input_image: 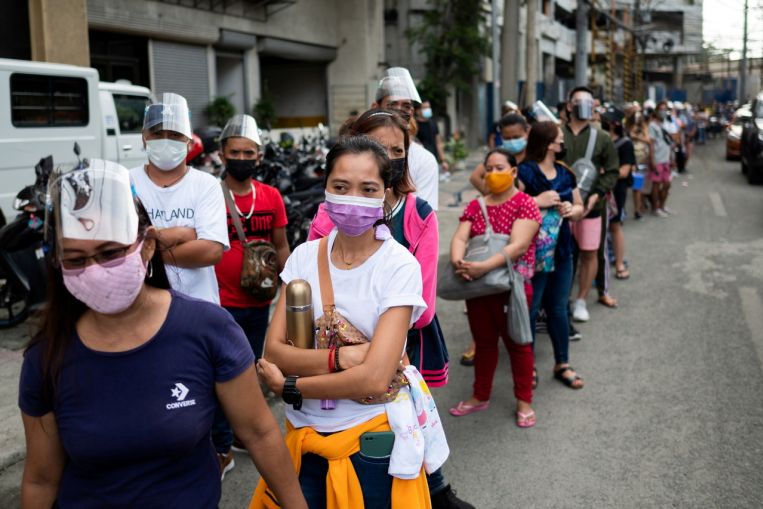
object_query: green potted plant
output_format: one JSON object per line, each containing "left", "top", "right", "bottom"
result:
{"left": 253, "top": 93, "right": 276, "bottom": 130}
{"left": 205, "top": 96, "right": 235, "bottom": 127}
{"left": 445, "top": 131, "right": 469, "bottom": 171}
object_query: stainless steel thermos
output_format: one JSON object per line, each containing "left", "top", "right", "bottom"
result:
{"left": 285, "top": 279, "right": 314, "bottom": 349}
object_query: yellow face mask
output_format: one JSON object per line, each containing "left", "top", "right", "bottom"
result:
{"left": 484, "top": 169, "right": 515, "bottom": 194}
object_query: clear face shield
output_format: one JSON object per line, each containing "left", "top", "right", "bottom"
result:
{"left": 375, "top": 67, "right": 421, "bottom": 121}
{"left": 530, "top": 101, "right": 560, "bottom": 124}
{"left": 142, "top": 92, "right": 193, "bottom": 139}
{"left": 220, "top": 114, "right": 262, "bottom": 146}
{"left": 46, "top": 159, "right": 139, "bottom": 261}
{"left": 572, "top": 94, "right": 595, "bottom": 120}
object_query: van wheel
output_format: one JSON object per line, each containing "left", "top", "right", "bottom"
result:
{"left": 742, "top": 159, "right": 748, "bottom": 174}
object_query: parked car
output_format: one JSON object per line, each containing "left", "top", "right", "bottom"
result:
{"left": 726, "top": 105, "right": 751, "bottom": 160}
{"left": 0, "top": 58, "right": 152, "bottom": 218}
{"left": 741, "top": 92, "right": 763, "bottom": 184}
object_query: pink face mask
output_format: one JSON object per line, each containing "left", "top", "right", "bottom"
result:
{"left": 324, "top": 191, "right": 385, "bottom": 237}
{"left": 62, "top": 242, "right": 147, "bottom": 314}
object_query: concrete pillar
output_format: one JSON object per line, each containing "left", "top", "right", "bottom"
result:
{"left": 28, "top": 0, "right": 89, "bottom": 66}
{"left": 501, "top": 0, "right": 521, "bottom": 103}
{"left": 244, "top": 47, "right": 261, "bottom": 113}
{"left": 674, "top": 56, "right": 684, "bottom": 90}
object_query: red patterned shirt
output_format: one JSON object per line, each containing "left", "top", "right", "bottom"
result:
{"left": 459, "top": 191, "right": 541, "bottom": 280}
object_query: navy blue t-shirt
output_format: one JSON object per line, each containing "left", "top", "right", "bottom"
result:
{"left": 518, "top": 160, "right": 577, "bottom": 262}
{"left": 18, "top": 290, "right": 254, "bottom": 509}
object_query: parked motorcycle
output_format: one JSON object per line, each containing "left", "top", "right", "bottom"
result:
{"left": 0, "top": 155, "right": 53, "bottom": 328}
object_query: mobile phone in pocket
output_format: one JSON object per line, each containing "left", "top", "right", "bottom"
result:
{"left": 359, "top": 431, "right": 395, "bottom": 458}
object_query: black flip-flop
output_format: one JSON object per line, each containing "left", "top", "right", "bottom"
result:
{"left": 553, "top": 366, "right": 584, "bottom": 390}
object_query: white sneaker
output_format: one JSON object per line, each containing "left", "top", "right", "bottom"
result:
{"left": 662, "top": 206, "right": 674, "bottom": 215}
{"left": 655, "top": 209, "right": 669, "bottom": 218}
{"left": 572, "top": 299, "right": 590, "bottom": 322}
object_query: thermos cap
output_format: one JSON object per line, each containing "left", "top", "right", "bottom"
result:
{"left": 286, "top": 279, "right": 312, "bottom": 309}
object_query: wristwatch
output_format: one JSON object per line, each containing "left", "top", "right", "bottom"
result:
{"left": 282, "top": 376, "right": 302, "bottom": 410}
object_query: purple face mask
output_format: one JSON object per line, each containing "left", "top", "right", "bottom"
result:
{"left": 324, "top": 191, "right": 385, "bottom": 237}
{"left": 62, "top": 241, "right": 147, "bottom": 314}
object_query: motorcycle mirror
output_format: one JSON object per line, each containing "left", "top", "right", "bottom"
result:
{"left": 73, "top": 142, "right": 81, "bottom": 159}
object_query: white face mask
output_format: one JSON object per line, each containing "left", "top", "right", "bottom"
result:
{"left": 146, "top": 139, "right": 188, "bottom": 171}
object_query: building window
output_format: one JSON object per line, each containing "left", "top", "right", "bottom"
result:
{"left": 113, "top": 94, "right": 149, "bottom": 134}
{"left": 10, "top": 74, "right": 89, "bottom": 127}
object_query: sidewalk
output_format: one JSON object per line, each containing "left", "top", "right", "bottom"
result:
{"left": 0, "top": 326, "right": 28, "bottom": 505}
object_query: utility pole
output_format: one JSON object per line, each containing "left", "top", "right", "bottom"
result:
{"left": 740, "top": 0, "right": 748, "bottom": 101}
{"left": 526, "top": 0, "right": 538, "bottom": 104}
{"left": 575, "top": 0, "right": 589, "bottom": 86}
{"left": 491, "top": 0, "right": 500, "bottom": 121}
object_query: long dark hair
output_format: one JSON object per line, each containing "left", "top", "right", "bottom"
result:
{"left": 524, "top": 121, "right": 562, "bottom": 163}
{"left": 27, "top": 198, "right": 170, "bottom": 408}
{"left": 339, "top": 109, "right": 416, "bottom": 196}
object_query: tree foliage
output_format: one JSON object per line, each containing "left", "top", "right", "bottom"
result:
{"left": 406, "top": 0, "right": 490, "bottom": 113}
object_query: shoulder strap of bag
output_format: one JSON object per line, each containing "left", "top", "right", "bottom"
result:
{"left": 477, "top": 196, "right": 494, "bottom": 236}
{"left": 221, "top": 181, "right": 247, "bottom": 244}
{"left": 584, "top": 127, "right": 598, "bottom": 161}
{"left": 318, "top": 237, "right": 335, "bottom": 313}
{"left": 614, "top": 137, "right": 628, "bottom": 150}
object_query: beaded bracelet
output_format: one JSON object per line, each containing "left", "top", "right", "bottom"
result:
{"left": 335, "top": 346, "right": 343, "bottom": 372}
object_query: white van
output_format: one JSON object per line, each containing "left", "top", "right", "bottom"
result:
{"left": 0, "top": 58, "right": 152, "bottom": 220}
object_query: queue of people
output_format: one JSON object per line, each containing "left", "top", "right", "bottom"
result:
{"left": 18, "top": 67, "right": 478, "bottom": 509}
{"left": 16, "top": 58, "right": 696, "bottom": 506}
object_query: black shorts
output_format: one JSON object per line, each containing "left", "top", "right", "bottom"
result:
{"left": 610, "top": 179, "right": 629, "bottom": 224}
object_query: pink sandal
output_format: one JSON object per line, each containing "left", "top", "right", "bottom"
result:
{"left": 449, "top": 400, "right": 490, "bottom": 417}
{"left": 516, "top": 410, "right": 536, "bottom": 428}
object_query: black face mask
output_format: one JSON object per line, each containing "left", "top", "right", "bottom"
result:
{"left": 555, "top": 143, "right": 567, "bottom": 161}
{"left": 389, "top": 158, "right": 406, "bottom": 187}
{"left": 225, "top": 159, "right": 258, "bottom": 182}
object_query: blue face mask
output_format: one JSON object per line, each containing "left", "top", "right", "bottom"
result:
{"left": 502, "top": 137, "right": 527, "bottom": 154}
{"left": 421, "top": 108, "right": 433, "bottom": 119}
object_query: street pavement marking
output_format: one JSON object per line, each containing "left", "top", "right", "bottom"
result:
{"left": 709, "top": 191, "right": 727, "bottom": 217}
{"left": 739, "top": 287, "right": 763, "bottom": 368}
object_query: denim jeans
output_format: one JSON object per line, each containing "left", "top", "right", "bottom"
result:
{"left": 299, "top": 452, "right": 393, "bottom": 509}
{"left": 211, "top": 305, "right": 270, "bottom": 454}
{"left": 530, "top": 255, "right": 574, "bottom": 365}
{"left": 224, "top": 305, "right": 270, "bottom": 360}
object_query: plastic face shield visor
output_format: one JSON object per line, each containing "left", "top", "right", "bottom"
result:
{"left": 220, "top": 114, "right": 262, "bottom": 145}
{"left": 142, "top": 92, "right": 193, "bottom": 139}
{"left": 46, "top": 159, "right": 139, "bottom": 260}
{"left": 376, "top": 67, "right": 422, "bottom": 105}
{"left": 531, "top": 101, "right": 560, "bottom": 124}
{"left": 572, "top": 95, "right": 595, "bottom": 120}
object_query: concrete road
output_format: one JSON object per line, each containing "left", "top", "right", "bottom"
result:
{"left": 2, "top": 139, "right": 763, "bottom": 508}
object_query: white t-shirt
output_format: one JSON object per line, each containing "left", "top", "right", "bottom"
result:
{"left": 408, "top": 142, "right": 439, "bottom": 211}
{"left": 280, "top": 229, "right": 426, "bottom": 432}
{"left": 130, "top": 166, "right": 229, "bottom": 304}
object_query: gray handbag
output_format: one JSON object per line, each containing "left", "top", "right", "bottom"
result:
{"left": 437, "top": 197, "right": 512, "bottom": 301}
{"left": 507, "top": 265, "right": 533, "bottom": 345}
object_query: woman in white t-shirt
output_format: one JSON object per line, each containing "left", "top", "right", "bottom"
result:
{"left": 253, "top": 136, "right": 435, "bottom": 509}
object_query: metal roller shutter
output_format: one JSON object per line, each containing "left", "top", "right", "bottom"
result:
{"left": 151, "top": 41, "right": 209, "bottom": 128}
